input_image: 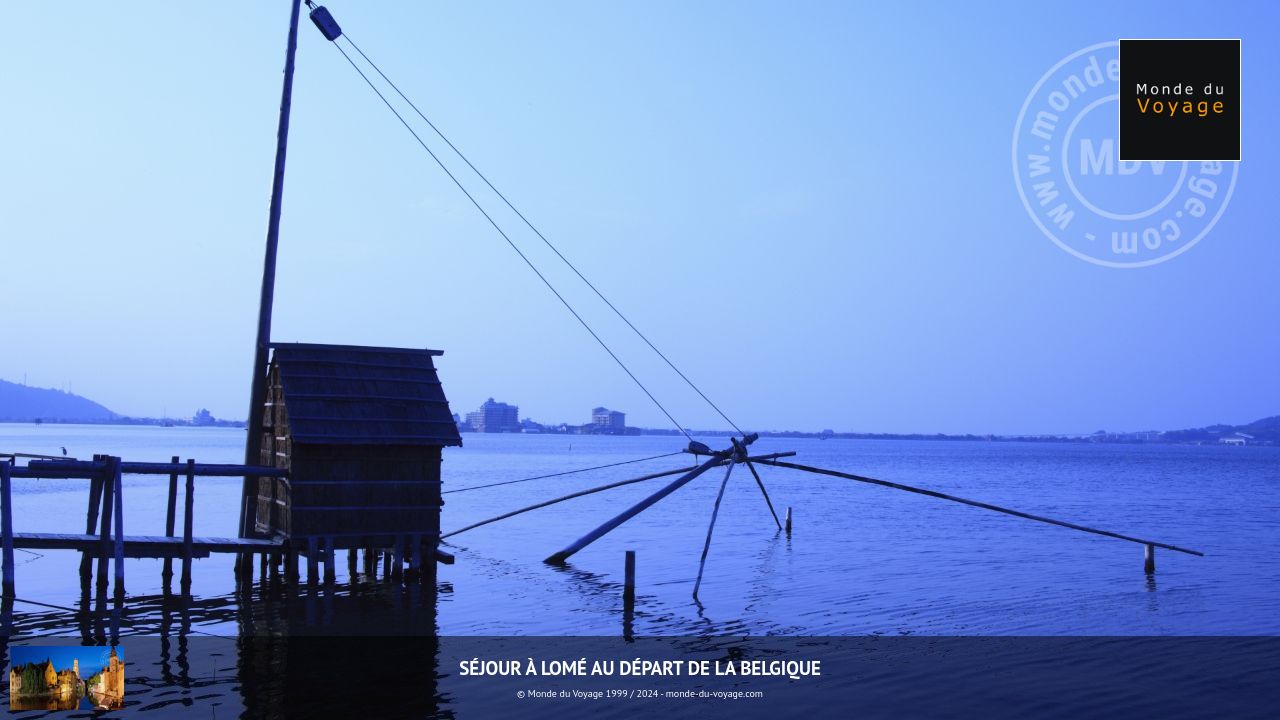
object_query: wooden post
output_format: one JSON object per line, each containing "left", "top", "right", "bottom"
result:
{"left": 96, "top": 460, "right": 115, "bottom": 592}
{"left": 1144, "top": 544, "right": 1156, "bottom": 574}
{"left": 382, "top": 550, "right": 391, "bottom": 578}
{"left": 285, "top": 548, "right": 298, "bottom": 582}
{"left": 259, "top": 550, "right": 269, "bottom": 579}
{"left": 391, "top": 536, "right": 404, "bottom": 581}
{"left": 1, "top": 461, "right": 15, "bottom": 600}
{"left": 785, "top": 507, "right": 792, "bottom": 536}
{"left": 240, "top": 0, "right": 304, "bottom": 543}
{"left": 742, "top": 459, "right": 782, "bottom": 530}
{"left": 181, "top": 459, "right": 195, "bottom": 591}
{"left": 80, "top": 457, "right": 105, "bottom": 581}
{"left": 363, "top": 546, "right": 375, "bottom": 576}
{"left": 347, "top": 548, "right": 357, "bottom": 579}
{"left": 162, "top": 455, "right": 179, "bottom": 580}
{"left": 545, "top": 452, "right": 726, "bottom": 564}
{"left": 111, "top": 457, "right": 125, "bottom": 598}
{"left": 307, "top": 537, "right": 318, "bottom": 585}
{"left": 408, "top": 534, "right": 422, "bottom": 581}
{"left": 623, "top": 550, "right": 636, "bottom": 611}
{"left": 323, "top": 537, "right": 336, "bottom": 585}
{"left": 693, "top": 461, "right": 736, "bottom": 601}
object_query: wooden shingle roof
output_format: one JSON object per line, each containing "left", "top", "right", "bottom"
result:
{"left": 270, "top": 343, "right": 462, "bottom": 446}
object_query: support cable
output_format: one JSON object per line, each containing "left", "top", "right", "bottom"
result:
{"left": 339, "top": 32, "right": 745, "bottom": 436}
{"left": 329, "top": 40, "right": 692, "bottom": 441}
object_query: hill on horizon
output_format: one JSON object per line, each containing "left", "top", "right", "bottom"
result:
{"left": 0, "top": 378, "right": 117, "bottom": 422}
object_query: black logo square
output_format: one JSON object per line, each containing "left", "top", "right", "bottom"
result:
{"left": 1119, "top": 39, "right": 1240, "bottom": 161}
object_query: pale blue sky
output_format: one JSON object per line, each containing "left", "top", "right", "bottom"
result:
{"left": 1, "top": 1, "right": 1276, "bottom": 434}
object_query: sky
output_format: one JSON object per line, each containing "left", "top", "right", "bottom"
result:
{"left": 1, "top": 1, "right": 1276, "bottom": 435}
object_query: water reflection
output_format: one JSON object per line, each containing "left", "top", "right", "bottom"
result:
{"left": 2, "top": 572, "right": 450, "bottom": 718}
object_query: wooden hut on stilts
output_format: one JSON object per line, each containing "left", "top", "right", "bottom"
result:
{"left": 247, "top": 342, "right": 461, "bottom": 582}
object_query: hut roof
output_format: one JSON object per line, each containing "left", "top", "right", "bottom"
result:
{"left": 270, "top": 343, "right": 462, "bottom": 447}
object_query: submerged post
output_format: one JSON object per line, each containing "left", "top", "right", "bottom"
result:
{"left": 1144, "top": 544, "right": 1156, "bottom": 574}
{"left": 786, "top": 507, "right": 792, "bottom": 536}
{"left": 240, "top": 0, "right": 305, "bottom": 544}
{"left": 307, "top": 537, "right": 319, "bottom": 585}
{"left": 111, "top": 457, "right": 125, "bottom": 598}
{"left": 96, "top": 461, "right": 115, "bottom": 592}
{"left": 323, "top": 537, "right": 336, "bottom": 584}
{"left": 181, "top": 459, "right": 195, "bottom": 591}
{"left": 623, "top": 550, "right": 636, "bottom": 611}
{"left": 163, "top": 455, "right": 179, "bottom": 581}
{"left": 80, "top": 457, "right": 105, "bottom": 581}
{"left": 1, "top": 461, "right": 15, "bottom": 599}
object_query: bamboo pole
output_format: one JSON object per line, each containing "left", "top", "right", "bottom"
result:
{"left": 240, "top": 0, "right": 304, "bottom": 545}
{"left": 743, "top": 460, "right": 782, "bottom": 530}
{"left": 757, "top": 459, "right": 1204, "bottom": 557}
{"left": 692, "top": 461, "right": 736, "bottom": 601}
{"left": 545, "top": 453, "right": 728, "bottom": 565}
{"left": 442, "top": 452, "right": 796, "bottom": 542}
{"left": 442, "top": 464, "right": 701, "bottom": 540}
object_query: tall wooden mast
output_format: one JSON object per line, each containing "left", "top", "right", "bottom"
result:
{"left": 240, "top": 0, "right": 304, "bottom": 543}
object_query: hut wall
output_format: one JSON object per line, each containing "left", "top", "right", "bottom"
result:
{"left": 289, "top": 444, "right": 442, "bottom": 543}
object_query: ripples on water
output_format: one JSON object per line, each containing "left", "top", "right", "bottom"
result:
{"left": 1, "top": 425, "right": 1277, "bottom": 637}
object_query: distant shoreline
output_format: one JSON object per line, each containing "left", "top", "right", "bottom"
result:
{"left": 5, "top": 418, "right": 1272, "bottom": 447}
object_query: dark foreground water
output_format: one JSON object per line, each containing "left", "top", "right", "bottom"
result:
{"left": 1, "top": 425, "right": 1278, "bottom": 717}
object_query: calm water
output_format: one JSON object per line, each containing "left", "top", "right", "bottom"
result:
{"left": 2, "top": 424, "right": 1276, "bottom": 636}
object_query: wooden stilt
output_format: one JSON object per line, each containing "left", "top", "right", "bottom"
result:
{"left": 693, "top": 461, "right": 736, "bottom": 601}
{"left": 259, "top": 550, "right": 269, "bottom": 579}
{"left": 285, "top": 548, "right": 298, "bottom": 582}
{"left": 406, "top": 534, "right": 421, "bottom": 581}
{"left": 111, "top": 457, "right": 125, "bottom": 598}
{"left": 1, "top": 461, "right": 15, "bottom": 600}
{"left": 162, "top": 455, "right": 179, "bottom": 581}
{"left": 181, "top": 459, "right": 195, "bottom": 592}
{"left": 785, "top": 507, "right": 792, "bottom": 536}
{"left": 391, "top": 536, "right": 404, "bottom": 581}
{"left": 80, "top": 459, "right": 105, "bottom": 581}
{"left": 363, "top": 546, "right": 375, "bottom": 576}
{"left": 96, "top": 461, "right": 115, "bottom": 592}
{"left": 323, "top": 537, "right": 336, "bottom": 584}
{"left": 347, "top": 548, "right": 357, "bottom": 579}
{"left": 623, "top": 549, "right": 636, "bottom": 611}
{"left": 307, "top": 537, "right": 318, "bottom": 585}
{"left": 382, "top": 550, "right": 391, "bottom": 578}
{"left": 1144, "top": 544, "right": 1156, "bottom": 574}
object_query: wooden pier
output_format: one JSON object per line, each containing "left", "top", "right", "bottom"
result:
{"left": 1, "top": 455, "right": 288, "bottom": 599}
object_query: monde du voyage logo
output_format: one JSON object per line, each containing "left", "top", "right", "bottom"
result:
{"left": 1013, "top": 40, "right": 1240, "bottom": 268}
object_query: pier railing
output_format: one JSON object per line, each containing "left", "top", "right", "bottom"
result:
{"left": 1, "top": 455, "right": 287, "bottom": 599}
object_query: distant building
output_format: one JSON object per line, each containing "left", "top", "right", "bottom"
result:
{"left": 466, "top": 398, "right": 521, "bottom": 433}
{"left": 587, "top": 407, "right": 626, "bottom": 434}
